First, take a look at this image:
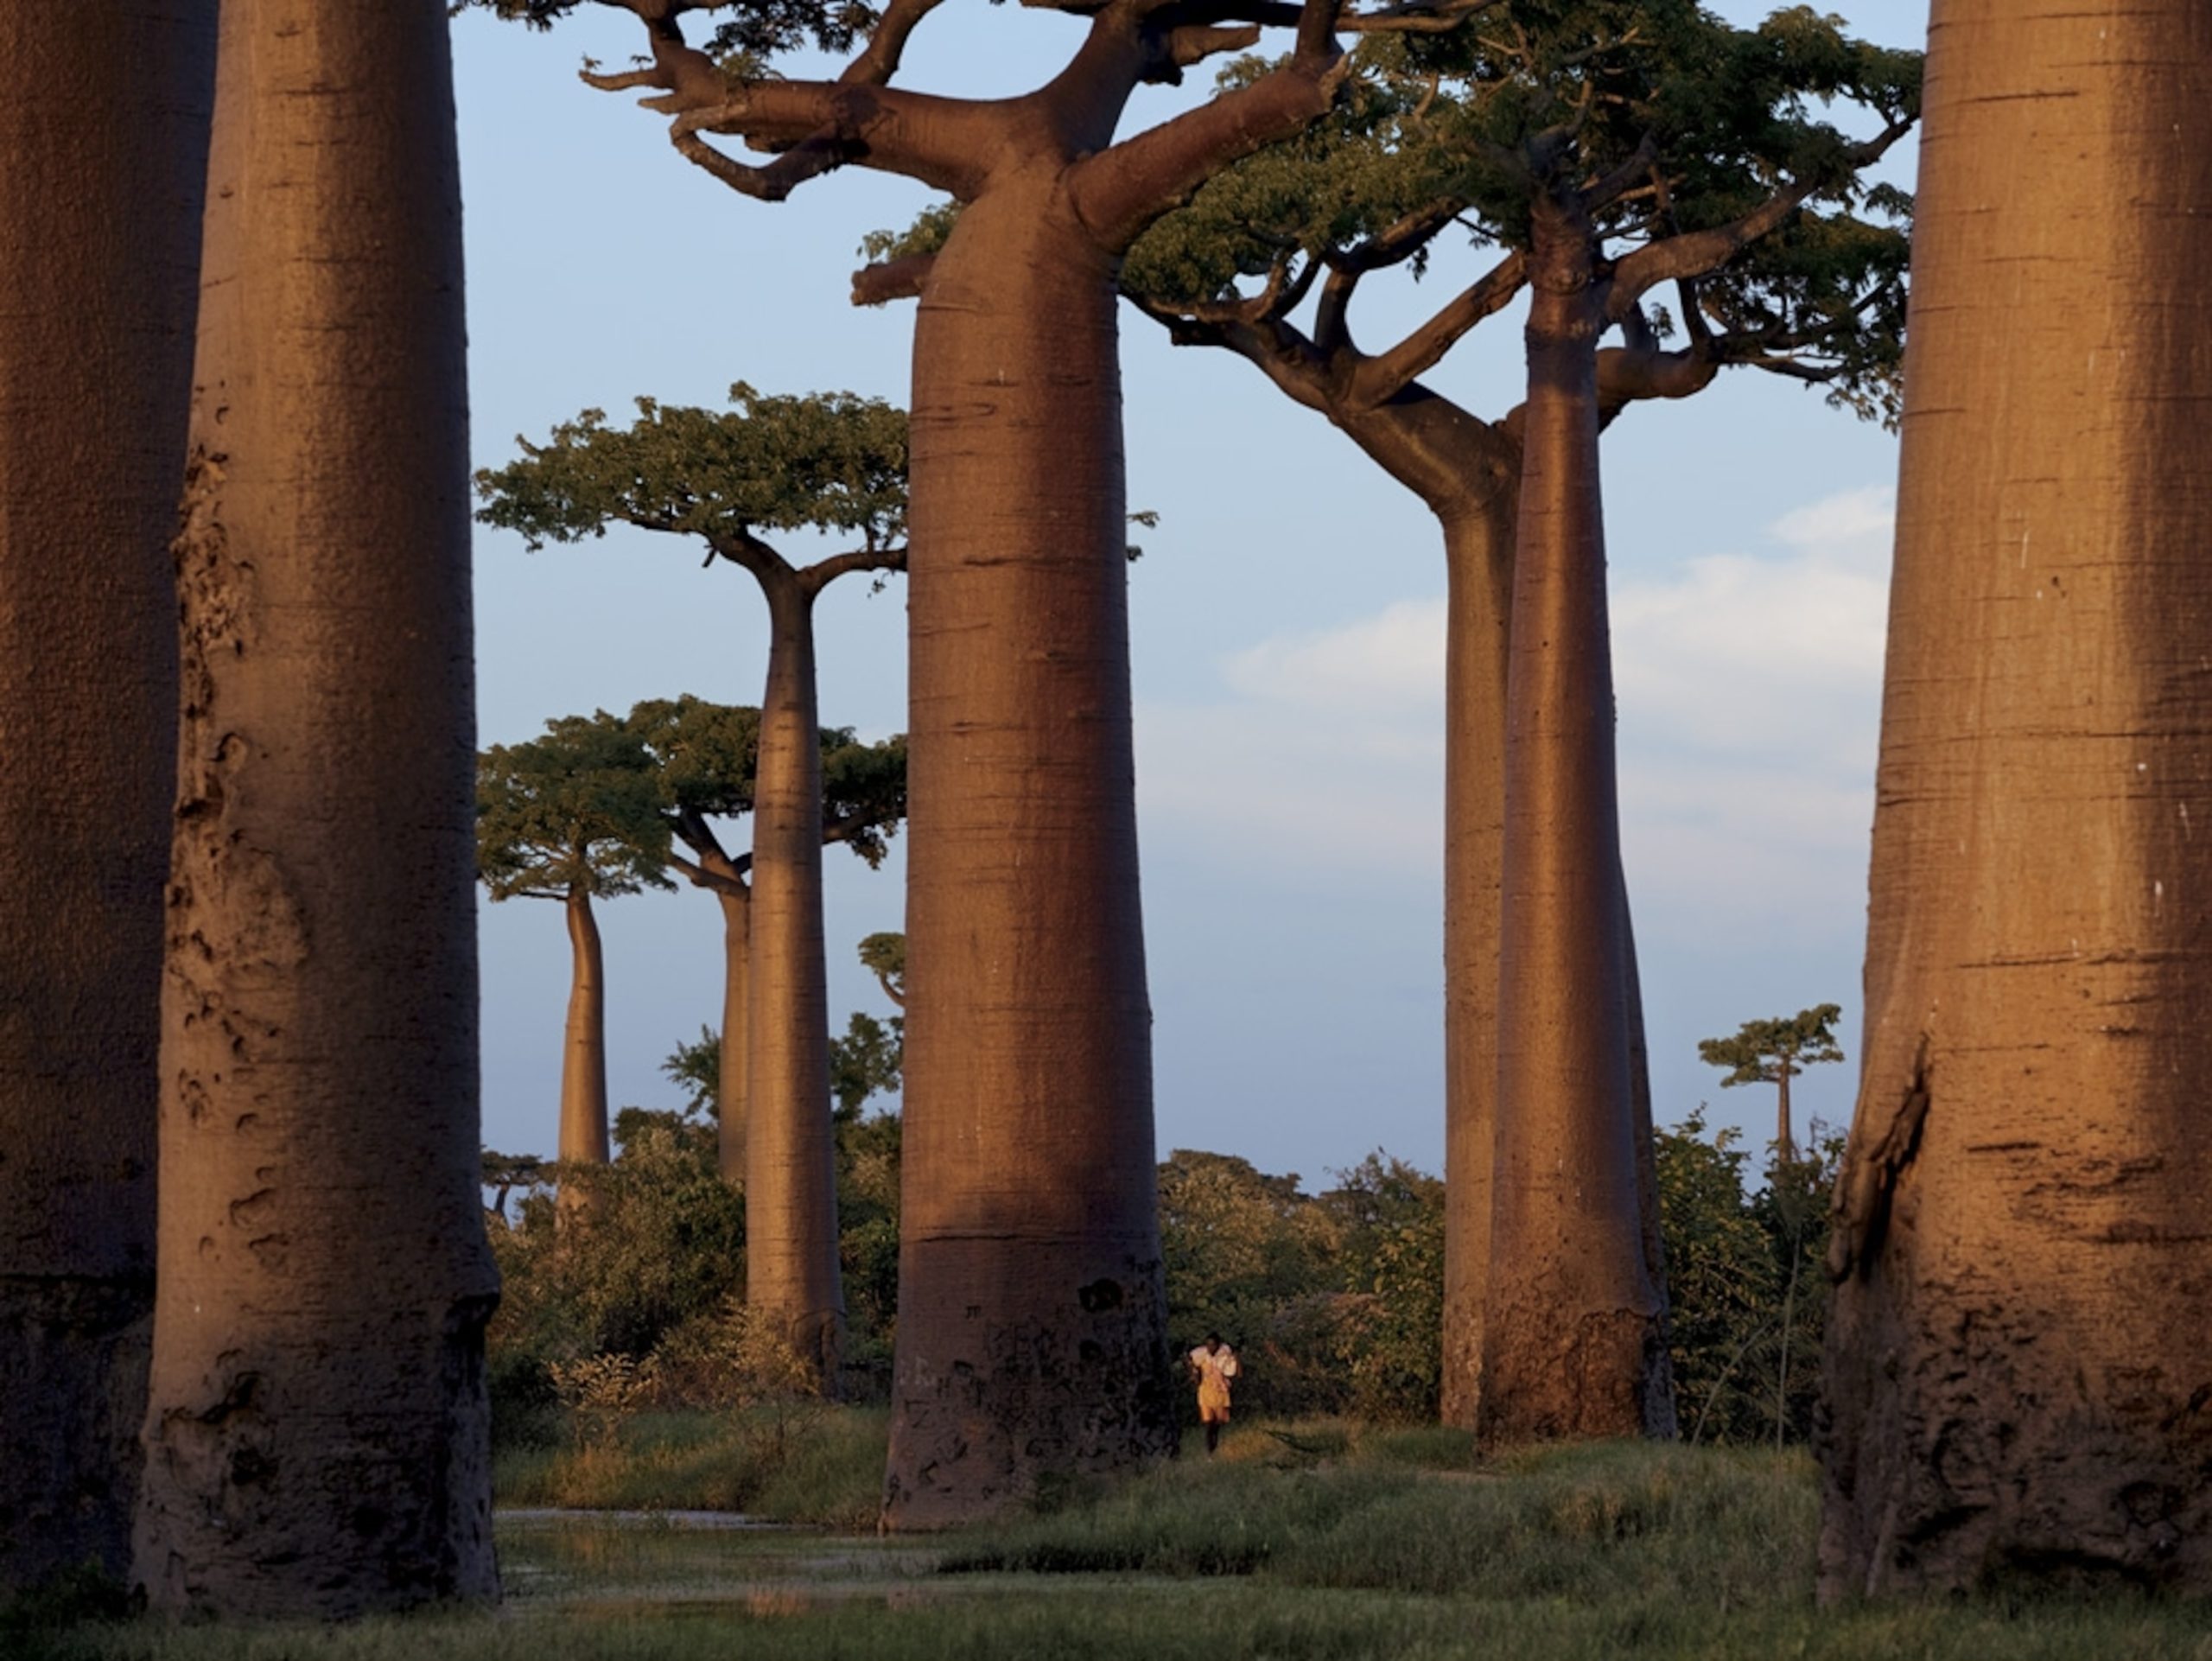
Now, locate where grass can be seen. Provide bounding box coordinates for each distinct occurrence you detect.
[26,1425,2212,1661]
[493,1404,887,1529]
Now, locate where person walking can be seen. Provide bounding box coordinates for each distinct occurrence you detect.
[1188,1333,1239,1454]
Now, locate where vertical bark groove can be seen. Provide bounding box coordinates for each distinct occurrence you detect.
[0,3,213,1588]
[1820,0,2212,1599]
[133,0,498,1616]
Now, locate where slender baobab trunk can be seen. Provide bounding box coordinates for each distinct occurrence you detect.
[1481,195,1671,1446]
[747,576,844,1383]
[1821,0,2212,1598]
[887,180,1173,1528]
[716,882,752,1186]
[135,0,498,1615]
[557,885,612,1210]
[1775,1065,1795,1164]
[0,4,213,1588]
[1329,392,1519,1435]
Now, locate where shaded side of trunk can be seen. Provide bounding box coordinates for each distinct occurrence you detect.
[134,0,498,1617]
[1332,388,1520,1435]
[557,885,611,1212]
[0,4,213,1587]
[1481,195,1670,1447]
[887,177,1173,1529]
[745,576,844,1384]
[715,883,752,1187]
[1621,882,1669,1323]
[1820,0,2212,1599]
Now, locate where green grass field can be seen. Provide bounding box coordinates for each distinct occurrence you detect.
[22,1416,2212,1661]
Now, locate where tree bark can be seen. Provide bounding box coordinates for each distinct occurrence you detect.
[1775,1064,1794,1165]
[716,882,752,1187]
[1820,0,2212,1598]
[745,575,845,1384]
[887,176,1174,1527]
[1480,192,1672,1447]
[0,3,213,1588]
[134,0,499,1616]
[557,886,612,1212]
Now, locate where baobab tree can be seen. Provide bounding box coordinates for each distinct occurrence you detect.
[478,716,673,1208]
[622,695,906,1196]
[1822,0,2212,1598]
[477,0,1455,1521]
[882,10,1903,1436]
[0,4,213,1588]
[1698,1003,1844,1165]
[135,0,498,1616]
[479,391,906,1381]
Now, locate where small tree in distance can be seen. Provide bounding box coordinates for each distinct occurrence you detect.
[1696,1003,1844,1165]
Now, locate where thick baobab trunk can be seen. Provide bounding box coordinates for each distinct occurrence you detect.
[557,887,612,1208]
[135,0,499,1616]
[0,5,213,1587]
[716,883,752,1187]
[746,577,844,1383]
[1821,1,2212,1598]
[887,180,1173,1528]
[1481,198,1671,1446]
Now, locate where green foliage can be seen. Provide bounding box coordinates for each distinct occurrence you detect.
[485,1107,746,1446]
[477,712,673,902]
[1156,1149,1445,1423]
[474,384,906,555]
[626,694,907,869]
[856,929,906,1001]
[1656,1110,1840,1447]
[1697,1002,1846,1090]
[464,0,880,80]
[1114,7,1921,423]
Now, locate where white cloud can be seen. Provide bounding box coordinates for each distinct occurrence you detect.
[1137,487,1896,935]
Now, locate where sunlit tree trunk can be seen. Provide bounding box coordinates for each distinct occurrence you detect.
[134,0,498,1616]
[888,179,1174,1527]
[747,576,845,1384]
[1481,194,1671,1446]
[0,3,213,1587]
[716,881,752,1187]
[1821,0,2212,1597]
[556,885,611,1212]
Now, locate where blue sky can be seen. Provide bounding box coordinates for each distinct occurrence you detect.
[455,0,1925,1188]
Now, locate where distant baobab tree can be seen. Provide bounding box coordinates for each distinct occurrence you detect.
[479,391,906,1384]
[0,3,213,1588]
[474,0,1462,1524]
[134,0,497,1616]
[1821,0,2212,1599]
[477,715,673,1210]
[1698,1005,1846,1167]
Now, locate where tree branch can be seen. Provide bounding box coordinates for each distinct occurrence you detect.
[1067,0,1347,252]
[1608,117,1914,315]
[671,82,993,198]
[851,251,936,306]
[801,543,908,596]
[1354,248,1525,404]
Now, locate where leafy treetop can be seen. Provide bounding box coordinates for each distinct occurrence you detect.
[478,714,674,902]
[624,694,909,888]
[474,385,908,579]
[1697,1003,1846,1089]
[1080,6,1921,432]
